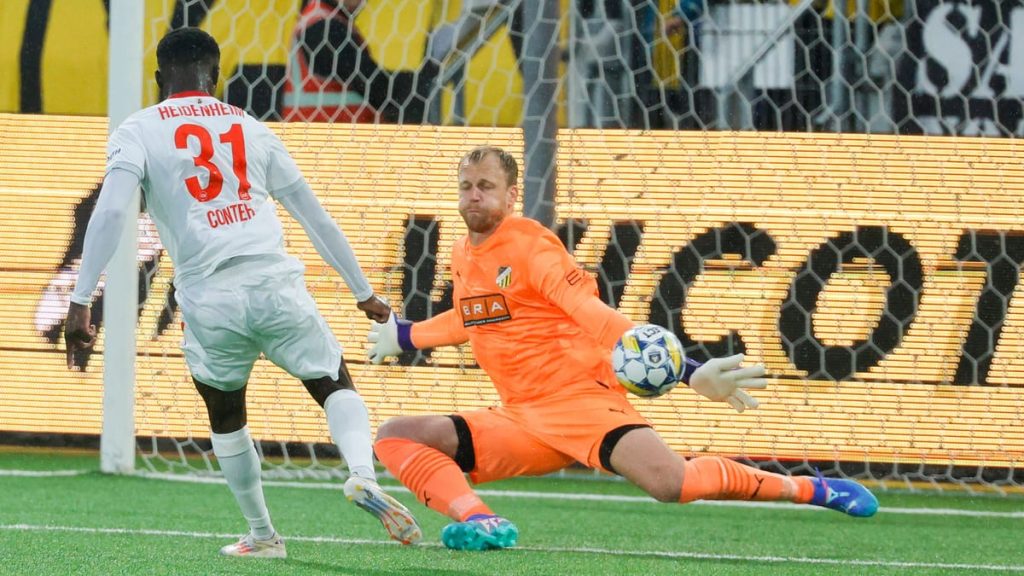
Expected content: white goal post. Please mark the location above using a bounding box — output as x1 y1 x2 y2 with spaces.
100 0 143 474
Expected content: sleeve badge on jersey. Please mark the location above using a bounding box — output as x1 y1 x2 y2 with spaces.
496 266 512 288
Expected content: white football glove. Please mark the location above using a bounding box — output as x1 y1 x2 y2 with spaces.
689 354 768 412
367 312 411 364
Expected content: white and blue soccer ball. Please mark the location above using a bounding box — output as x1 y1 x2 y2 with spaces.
612 324 685 398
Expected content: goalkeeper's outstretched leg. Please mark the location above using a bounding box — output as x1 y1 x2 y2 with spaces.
610 427 878 517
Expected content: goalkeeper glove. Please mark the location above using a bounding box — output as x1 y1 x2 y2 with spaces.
688 354 767 413
367 312 415 364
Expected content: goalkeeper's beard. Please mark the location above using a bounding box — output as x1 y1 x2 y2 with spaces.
460 206 505 236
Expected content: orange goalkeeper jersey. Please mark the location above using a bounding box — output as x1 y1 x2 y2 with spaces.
410 216 635 405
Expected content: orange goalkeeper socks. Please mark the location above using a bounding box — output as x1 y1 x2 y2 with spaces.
679 456 815 504
374 437 493 521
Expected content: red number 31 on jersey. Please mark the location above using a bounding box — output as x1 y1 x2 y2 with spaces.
174 123 252 203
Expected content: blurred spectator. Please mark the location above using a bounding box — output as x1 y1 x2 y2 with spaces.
283 0 436 123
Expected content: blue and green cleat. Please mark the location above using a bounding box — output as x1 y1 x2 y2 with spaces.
809 473 879 517
441 514 518 551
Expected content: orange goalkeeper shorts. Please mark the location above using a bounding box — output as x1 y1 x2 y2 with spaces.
454 386 651 484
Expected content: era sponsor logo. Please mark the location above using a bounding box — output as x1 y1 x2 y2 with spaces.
460 294 511 327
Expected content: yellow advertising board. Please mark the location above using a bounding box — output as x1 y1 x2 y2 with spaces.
0 114 1021 469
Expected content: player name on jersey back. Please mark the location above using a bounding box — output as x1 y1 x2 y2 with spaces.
207 202 256 229
157 101 246 120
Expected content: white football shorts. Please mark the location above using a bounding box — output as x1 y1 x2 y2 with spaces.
175 255 342 391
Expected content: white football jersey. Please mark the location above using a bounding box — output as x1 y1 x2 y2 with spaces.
106 91 303 289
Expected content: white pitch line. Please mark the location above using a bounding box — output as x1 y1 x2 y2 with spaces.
136 471 1024 520
5 469 1024 519
0 469 89 478
0 523 1022 573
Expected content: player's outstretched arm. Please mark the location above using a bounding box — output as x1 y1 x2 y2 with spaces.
66 168 141 370
688 354 768 412
277 181 385 319
367 310 469 364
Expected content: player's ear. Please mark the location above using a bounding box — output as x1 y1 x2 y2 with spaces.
155 69 166 99
506 184 519 210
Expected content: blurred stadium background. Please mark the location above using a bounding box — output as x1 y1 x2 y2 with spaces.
0 1 1022 573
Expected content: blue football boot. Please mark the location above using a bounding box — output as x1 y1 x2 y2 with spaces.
441 514 519 551
809 473 879 517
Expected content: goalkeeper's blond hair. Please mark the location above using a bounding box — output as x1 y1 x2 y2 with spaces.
460 147 518 187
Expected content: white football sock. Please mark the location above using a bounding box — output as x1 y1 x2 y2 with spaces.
211 426 276 540
324 389 376 480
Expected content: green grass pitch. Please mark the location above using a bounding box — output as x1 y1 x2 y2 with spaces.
0 448 1021 575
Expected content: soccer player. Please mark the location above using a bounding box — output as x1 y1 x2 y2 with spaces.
63 28 421 558
368 146 880 551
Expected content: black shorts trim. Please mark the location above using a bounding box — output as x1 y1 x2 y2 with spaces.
599 424 652 475
447 414 476 473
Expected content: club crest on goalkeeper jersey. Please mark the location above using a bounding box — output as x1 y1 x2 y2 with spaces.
105 92 304 289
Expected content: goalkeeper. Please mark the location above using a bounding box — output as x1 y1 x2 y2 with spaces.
369 147 879 551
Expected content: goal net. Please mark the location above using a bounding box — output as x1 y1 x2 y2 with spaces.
4 0 1020 493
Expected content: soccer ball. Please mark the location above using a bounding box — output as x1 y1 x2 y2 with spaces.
612 324 685 398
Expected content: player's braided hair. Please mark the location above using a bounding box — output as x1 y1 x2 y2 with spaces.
156 27 220 70
462 147 518 187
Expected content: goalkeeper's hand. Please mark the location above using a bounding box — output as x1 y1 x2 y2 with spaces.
367 312 414 364
689 354 768 412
